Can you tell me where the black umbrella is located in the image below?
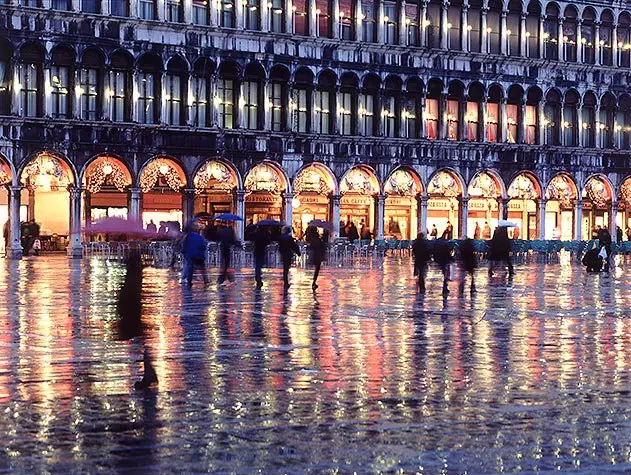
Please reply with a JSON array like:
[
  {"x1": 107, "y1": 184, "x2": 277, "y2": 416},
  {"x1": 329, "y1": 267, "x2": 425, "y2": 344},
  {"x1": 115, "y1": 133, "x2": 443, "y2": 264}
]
[{"x1": 257, "y1": 219, "x2": 283, "y2": 226}]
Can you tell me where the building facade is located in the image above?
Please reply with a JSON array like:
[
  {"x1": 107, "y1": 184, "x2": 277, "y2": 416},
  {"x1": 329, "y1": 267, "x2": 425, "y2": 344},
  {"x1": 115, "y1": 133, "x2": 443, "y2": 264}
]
[{"x1": 1, "y1": 0, "x2": 631, "y2": 257}]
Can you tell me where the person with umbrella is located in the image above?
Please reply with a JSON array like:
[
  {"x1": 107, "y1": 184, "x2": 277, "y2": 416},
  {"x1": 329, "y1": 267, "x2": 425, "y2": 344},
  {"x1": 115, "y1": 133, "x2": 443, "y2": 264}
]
[
  {"x1": 181, "y1": 221, "x2": 209, "y2": 287},
  {"x1": 458, "y1": 238, "x2": 478, "y2": 294},
  {"x1": 217, "y1": 220, "x2": 238, "y2": 285},
  {"x1": 488, "y1": 220, "x2": 515, "y2": 277},
  {"x1": 251, "y1": 224, "x2": 271, "y2": 288},
  {"x1": 277, "y1": 226, "x2": 301, "y2": 289},
  {"x1": 412, "y1": 232, "x2": 432, "y2": 293},
  {"x1": 305, "y1": 224, "x2": 326, "y2": 290}
]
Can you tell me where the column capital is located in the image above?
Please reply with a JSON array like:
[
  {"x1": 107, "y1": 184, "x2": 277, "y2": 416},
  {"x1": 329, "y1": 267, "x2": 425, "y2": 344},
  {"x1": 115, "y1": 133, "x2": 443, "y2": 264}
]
[
  {"x1": 331, "y1": 193, "x2": 341, "y2": 203},
  {"x1": 236, "y1": 189, "x2": 247, "y2": 200},
  {"x1": 183, "y1": 187, "x2": 197, "y2": 196},
  {"x1": 67, "y1": 185, "x2": 84, "y2": 196},
  {"x1": 420, "y1": 194, "x2": 429, "y2": 204},
  {"x1": 461, "y1": 196, "x2": 470, "y2": 205},
  {"x1": 8, "y1": 185, "x2": 23, "y2": 193},
  {"x1": 129, "y1": 187, "x2": 142, "y2": 197},
  {"x1": 283, "y1": 191, "x2": 294, "y2": 199}
]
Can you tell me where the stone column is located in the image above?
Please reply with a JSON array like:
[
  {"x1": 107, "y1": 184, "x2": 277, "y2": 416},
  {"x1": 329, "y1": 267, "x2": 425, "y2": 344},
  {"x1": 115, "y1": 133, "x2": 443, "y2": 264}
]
[
  {"x1": 519, "y1": 12, "x2": 527, "y2": 56},
  {"x1": 285, "y1": 0, "x2": 292, "y2": 33},
  {"x1": 263, "y1": 80, "x2": 272, "y2": 131},
  {"x1": 518, "y1": 102, "x2": 526, "y2": 143},
  {"x1": 576, "y1": 19, "x2": 583, "y2": 63},
  {"x1": 500, "y1": 10, "x2": 508, "y2": 55},
  {"x1": 557, "y1": 18, "x2": 564, "y2": 60},
  {"x1": 309, "y1": 87, "x2": 317, "y2": 134},
  {"x1": 574, "y1": 199, "x2": 583, "y2": 240},
  {"x1": 7, "y1": 186, "x2": 22, "y2": 260},
  {"x1": 309, "y1": 0, "x2": 317, "y2": 36},
  {"x1": 420, "y1": 95, "x2": 427, "y2": 138},
  {"x1": 129, "y1": 187, "x2": 142, "y2": 224},
  {"x1": 440, "y1": 0, "x2": 449, "y2": 49},
  {"x1": 331, "y1": 0, "x2": 340, "y2": 39},
  {"x1": 497, "y1": 197, "x2": 506, "y2": 220},
  {"x1": 419, "y1": 194, "x2": 428, "y2": 237},
  {"x1": 611, "y1": 201, "x2": 619, "y2": 241},
  {"x1": 377, "y1": 0, "x2": 385, "y2": 43},
  {"x1": 331, "y1": 194, "x2": 341, "y2": 238},
  {"x1": 480, "y1": 7, "x2": 488, "y2": 53},
  {"x1": 594, "y1": 103, "x2": 602, "y2": 148},
  {"x1": 576, "y1": 102, "x2": 583, "y2": 147},
  {"x1": 284, "y1": 192, "x2": 294, "y2": 226},
  {"x1": 354, "y1": 0, "x2": 363, "y2": 41},
  {"x1": 44, "y1": 65, "x2": 52, "y2": 118},
  {"x1": 236, "y1": 190, "x2": 246, "y2": 240},
  {"x1": 458, "y1": 98, "x2": 467, "y2": 140},
  {"x1": 67, "y1": 187, "x2": 83, "y2": 259},
  {"x1": 538, "y1": 198, "x2": 546, "y2": 240},
  {"x1": 613, "y1": 24, "x2": 619, "y2": 67},
  {"x1": 182, "y1": 188, "x2": 196, "y2": 225},
  {"x1": 440, "y1": 94, "x2": 448, "y2": 140},
  {"x1": 538, "y1": 15, "x2": 545, "y2": 59},
  {"x1": 420, "y1": 1, "x2": 428, "y2": 47},
  {"x1": 460, "y1": 197, "x2": 469, "y2": 238},
  {"x1": 399, "y1": 0, "x2": 407, "y2": 45},
  {"x1": 375, "y1": 194, "x2": 385, "y2": 240},
  {"x1": 499, "y1": 98, "x2": 507, "y2": 142},
  {"x1": 480, "y1": 97, "x2": 487, "y2": 141},
  {"x1": 460, "y1": 6, "x2": 468, "y2": 51}
]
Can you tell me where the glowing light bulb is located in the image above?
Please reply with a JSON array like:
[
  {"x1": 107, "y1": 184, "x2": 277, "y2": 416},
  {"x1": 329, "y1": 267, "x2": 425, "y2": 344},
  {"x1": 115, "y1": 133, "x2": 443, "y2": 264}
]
[{"x1": 159, "y1": 164, "x2": 170, "y2": 175}]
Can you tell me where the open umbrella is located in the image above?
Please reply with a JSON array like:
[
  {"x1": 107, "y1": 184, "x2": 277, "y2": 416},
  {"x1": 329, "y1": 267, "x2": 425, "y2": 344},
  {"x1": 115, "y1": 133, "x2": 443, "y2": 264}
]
[
  {"x1": 308, "y1": 219, "x2": 332, "y2": 230},
  {"x1": 213, "y1": 213, "x2": 243, "y2": 221},
  {"x1": 84, "y1": 217, "x2": 155, "y2": 238},
  {"x1": 257, "y1": 219, "x2": 283, "y2": 226}
]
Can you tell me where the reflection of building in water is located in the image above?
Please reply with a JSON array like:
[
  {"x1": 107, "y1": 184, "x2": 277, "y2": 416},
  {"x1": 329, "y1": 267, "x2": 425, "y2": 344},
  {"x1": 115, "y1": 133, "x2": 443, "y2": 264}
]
[{"x1": 4, "y1": 0, "x2": 631, "y2": 257}]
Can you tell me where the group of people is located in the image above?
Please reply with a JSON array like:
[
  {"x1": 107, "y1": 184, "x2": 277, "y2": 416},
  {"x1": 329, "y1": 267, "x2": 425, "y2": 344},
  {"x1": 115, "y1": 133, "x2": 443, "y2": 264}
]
[
  {"x1": 181, "y1": 219, "x2": 327, "y2": 291},
  {"x1": 3, "y1": 220, "x2": 41, "y2": 256},
  {"x1": 339, "y1": 219, "x2": 372, "y2": 242},
  {"x1": 146, "y1": 220, "x2": 181, "y2": 237},
  {"x1": 428, "y1": 222, "x2": 454, "y2": 240}
]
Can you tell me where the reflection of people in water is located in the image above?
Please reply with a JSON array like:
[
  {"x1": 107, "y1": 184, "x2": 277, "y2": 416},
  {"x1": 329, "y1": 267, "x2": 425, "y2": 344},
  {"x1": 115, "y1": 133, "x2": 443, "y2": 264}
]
[{"x1": 117, "y1": 249, "x2": 158, "y2": 390}]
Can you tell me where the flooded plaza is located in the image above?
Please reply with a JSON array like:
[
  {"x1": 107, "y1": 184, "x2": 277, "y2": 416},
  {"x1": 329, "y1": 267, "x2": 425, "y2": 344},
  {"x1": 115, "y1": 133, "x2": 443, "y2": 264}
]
[{"x1": 0, "y1": 256, "x2": 631, "y2": 473}]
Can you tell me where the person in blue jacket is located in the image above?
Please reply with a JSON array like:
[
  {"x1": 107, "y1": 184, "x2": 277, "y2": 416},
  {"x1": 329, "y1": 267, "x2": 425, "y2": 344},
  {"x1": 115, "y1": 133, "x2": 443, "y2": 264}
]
[{"x1": 182, "y1": 225, "x2": 209, "y2": 287}]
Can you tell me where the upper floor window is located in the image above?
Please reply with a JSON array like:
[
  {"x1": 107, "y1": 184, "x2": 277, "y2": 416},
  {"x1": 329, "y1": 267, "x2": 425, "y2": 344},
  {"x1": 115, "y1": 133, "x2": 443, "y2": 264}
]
[
  {"x1": 362, "y1": 0, "x2": 376, "y2": 42},
  {"x1": 292, "y1": 88, "x2": 308, "y2": 132},
  {"x1": 465, "y1": 102, "x2": 479, "y2": 141},
  {"x1": 79, "y1": 68, "x2": 99, "y2": 120},
  {"x1": 0, "y1": 59, "x2": 9, "y2": 115},
  {"x1": 137, "y1": 72, "x2": 157, "y2": 124},
  {"x1": 242, "y1": 80, "x2": 259, "y2": 129},
  {"x1": 167, "y1": 0, "x2": 182, "y2": 22},
  {"x1": 192, "y1": 0, "x2": 208, "y2": 24},
  {"x1": 314, "y1": 90, "x2": 330, "y2": 134},
  {"x1": 110, "y1": 0, "x2": 129, "y2": 16},
  {"x1": 293, "y1": 0, "x2": 308, "y2": 35},
  {"x1": 425, "y1": 98, "x2": 439, "y2": 139},
  {"x1": 221, "y1": 0, "x2": 235, "y2": 27},
  {"x1": 525, "y1": 105, "x2": 537, "y2": 145},
  {"x1": 244, "y1": 0, "x2": 260, "y2": 30},
  {"x1": 403, "y1": 95, "x2": 420, "y2": 138},
  {"x1": 358, "y1": 93, "x2": 374, "y2": 136},
  {"x1": 270, "y1": 82, "x2": 283, "y2": 132},
  {"x1": 446, "y1": 100, "x2": 458, "y2": 139},
  {"x1": 165, "y1": 74, "x2": 183, "y2": 125},
  {"x1": 339, "y1": 0, "x2": 353, "y2": 39},
  {"x1": 111, "y1": 70, "x2": 129, "y2": 122},
  {"x1": 270, "y1": 0, "x2": 284, "y2": 32},
  {"x1": 51, "y1": 0, "x2": 69, "y2": 10},
  {"x1": 506, "y1": 104, "x2": 518, "y2": 143},
  {"x1": 50, "y1": 66, "x2": 70, "y2": 119},
  {"x1": 315, "y1": 0, "x2": 331, "y2": 37},
  {"x1": 486, "y1": 103, "x2": 499, "y2": 142},
  {"x1": 339, "y1": 91, "x2": 353, "y2": 135},
  {"x1": 139, "y1": 0, "x2": 155, "y2": 19},
  {"x1": 383, "y1": 95, "x2": 396, "y2": 137},
  {"x1": 217, "y1": 78, "x2": 234, "y2": 128},
  {"x1": 383, "y1": 2, "x2": 397, "y2": 44},
  {"x1": 405, "y1": 3, "x2": 420, "y2": 46},
  {"x1": 191, "y1": 75, "x2": 209, "y2": 127},
  {"x1": 82, "y1": 0, "x2": 99, "y2": 13},
  {"x1": 18, "y1": 63, "x2": 40, "y2": 117}
]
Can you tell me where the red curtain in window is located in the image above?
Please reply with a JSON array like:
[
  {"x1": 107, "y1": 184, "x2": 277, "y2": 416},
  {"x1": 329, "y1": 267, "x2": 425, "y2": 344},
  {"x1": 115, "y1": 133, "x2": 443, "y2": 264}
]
[
  {"x1": 447, "y1": 100, "x2": 459, "y2": 139},
  {"x1": 525, "y1": 105, "x2": 537, "y2": 144},
  {"x1": 466, "y1": 102, "x2": 478, "y2": 140},
  {"x1": 426, "y1": 98, "x2": 439, "y2": 139},
  {"x1": 506, "y1": 104, "x2": 518, "y2": 143},
  {"x1": 487, "y1": 103, "x2": 499, "y2": 142},
  {"x1": 294, "y1": 0, "x2": 307, "y2": 35}
]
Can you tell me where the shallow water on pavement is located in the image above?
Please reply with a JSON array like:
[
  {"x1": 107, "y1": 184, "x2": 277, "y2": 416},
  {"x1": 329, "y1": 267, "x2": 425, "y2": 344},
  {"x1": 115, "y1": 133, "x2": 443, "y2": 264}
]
[{"x1": 1, "y1": 256, "x2": 631, "y2": 473}]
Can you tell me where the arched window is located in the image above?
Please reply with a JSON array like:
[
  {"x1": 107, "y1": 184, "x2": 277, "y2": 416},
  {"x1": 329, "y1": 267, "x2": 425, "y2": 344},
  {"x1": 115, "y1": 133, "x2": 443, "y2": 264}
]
[
  {"x1": 506, "y1": 0, "x2": 521, "y2": 55},
  {"x1": 0, "y1": 40, "x2": 12, "y2": 116},
  {"x1": 359, "y1": 73, "x2": 379, "y2": 136},
  {"x1": 217, "y1": 62, "x2": 238, "y2": 129},
  {"x1": 50, "y1": 46, "x2": 74, "y2": 119},
  {"x1": 447, "y1": 0, "x2": 462, "y2": 50},
  {"x1": 191, "y1": 58, "x2": 214, "y2": 128},
  {"x1": 383, "y1": 76, "x2": 401, "y2": 138},
  {"x1": 582, "y1": 91, "x2": 597, "y2": 147},
  {"x1": 270, "y1": 0, "x2": 285, "y2": 32},
  {"x1": 192, "y1": 0, "x2": 209, "y2": 24},
  {"x1": 405, "y1": 1, "x2": 420, "y2": 46},
  {"x1": 404, "y1": 77, "x2": 423, "y2": 138},
  {"x1": 136, "y1": 54, "x2": 161, "y2": 124},
  {"x1": 544, "y1": 3, "x2": 559, "y2": 60},
  {"x1": 315, "y1": 70, "x2": 336, "y2": 134},
  {"x1": 339, "y1": 72, "x2": 359, "y2": 136},
  {"x1": 269, "y1": 65, "x2": 289, "y2": 132},
  {"x1": 563, "y1": 6, "x2": 578, "y2": 62},
  {"x1": 563, "y1": 90, "x2": 579, "y2": 146},
  {"x1": 544, "y1": 89, "x2": 561, "y2": 145},
  {"x1": 426, "y1": 0, "x2": 441, "y2": 48},
  {"x1": 600, "y1": 11, "x2": 614, "y2": 66},
  {"x1": 466, "y1": 82, "x2": 484, "y2": 141},
  {"x1": 525, "y1": 1, "x2": 540, "y2": 58},
  {"x1": 110, "y1": 50, "x2": 133, "y2": 122},
  {"x1": 291, "y1": 67, "x2": 312, "y2": 133},
  {"x1": 425, "y1": 78, "x2": 442, "y2": 139},
  {"x1": 244, "y1": 0, "x2": 261, "y2": 30},
  {"x1": 446, "y1": 81, "x2": 464, "y2": 140},
  {"x1": 486, "y1": 84, "x2": 503, "y2": 142},
  {"x1": 468, "y1": 0, "x2": 482, "y2": 53},
  {"x1": 242, "y1": 63, "x2": 264, "y2": 130},
  {"x1": 600, "y1": 93, "x2": 616, "y2": 148},
  {"x1": 619, "y1": 94, "x2": 631, "y2": 148},
  {"x1": 507, "y1": 85, "x2": 523, "y2": 143},
  {"x1": 165, "y1": 57, "x2": 187, "y2": 126},
  {"x1": 79, "y1": 48, "x2": 104, "y2": 120},
  {"x1": 486, "y1": 0, "x2": 502, "y2": 54},
  {"x1": 362, "y1": 0, "x2": 377, "y2": 42},
  {"x1": 525, "y1": 86, "x2": 541, "y2": 144},
  {"x1": 581, "y1": 9, "x2": 596, "y2": 64},
  {"x1": 618, "y1": 12, "x2": 631, "y2": 68},
  {"x1": 18, "y1": 44, "x2": 44, "y2": 117}
]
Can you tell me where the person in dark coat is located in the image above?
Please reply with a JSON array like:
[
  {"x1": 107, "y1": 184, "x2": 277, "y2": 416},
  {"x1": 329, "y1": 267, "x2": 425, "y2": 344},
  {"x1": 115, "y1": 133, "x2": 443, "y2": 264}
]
[
  {"x1": 412, "y1": 233, "x2": 432, "y2": 292},
  {"x1": 458, "y1": 238, "x2": 478, "y2": 294},
  {"x1": 616, "y1": 226, "x2": 623, "y2": 243},
  {"x1": 251, "y1": 226, "x2": 271, "y2": 288},
  {"x1": 347, "y1": 222, "x2": 360, "y2": 242},
  {"x1": 488, "y1": 226, "x2": 514, "y2": 276},
  {"x1": 598, "y1": 227, "x2": 613, "y2": 272},
  {"x1": 582, "y1": 246, "x2": 603, "y2": 272},
  {"x1": 306, "y1": 225, "x2": 326, "y2": 290},
  {"x1": 339, "y1": 220, "x2": 347, "y2": 238},
  {"x1": 181, "y1": 227, "x2": 208, "y2": 287},
  {"x1": 217, "y1": 222, "x2": 237, "y2": 285},
  {"x1": 277, "y1": 226, "x2": 301, "y2": 289},
  {"x1": 432, "y1": 236, "x2": 454, "y2": 295}
]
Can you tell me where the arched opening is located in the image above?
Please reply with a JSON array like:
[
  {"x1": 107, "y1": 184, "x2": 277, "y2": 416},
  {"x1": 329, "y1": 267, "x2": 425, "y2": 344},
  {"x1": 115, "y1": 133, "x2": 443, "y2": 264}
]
[
  {"x1": 618, "y1": 12, "x2": 631, "y2": 68},
  {"x1": 563, "y1": 89, "x2": 580, "y2": 146},
  {"x1": 315, "y1": 70, "x2": 336, "y2": 135},
  {"x1": 486, "y1": 84, "x2": 503, "y2": 142},
  {"x1": 20, "y1": 152, "x2": 75, "y2": 252},
  {"x1": 487, "y1": 0, "x2": 502, "y2": 54},
  {"x1": 339, "y1": 72, "x2": 359, "y2": 136},
  {"x1": 582, "y1": 175, "x2": 613, "y2": 239},
  {"x1": 468, "y1": 0, "x2": 482, "y2": 53},
  {"x1": 467, "y1": 171, "x2": 502, "y2": 239},
  {"x1": 525, "y1": 86, "x2": 542, "y2": 144},
  {"x1": 18, "y1": 43, "x2": 45, "y2": 118},
  {"x1": 193, "y1": 160, "x2": 238, "y2": 216},
  {"x1": 0, "y1": 39, "x2": 12, "y2": 115},
  {"x1": 506, "y1": 0, "x2": 521, "y2": 55},
  {"x1": 446, "y1": 81, "x2": 464, "y2": 140},
  {"x1": 292, "y1": 163, "x2": 336, "y2": 239},
  {"x1": 581, "y1": 8, "x2": 596, "y2": 64},
  {"x1": 425, "y1": 78, "x2": 443, "y2": 139},
  {"x1": 78, "y1": 48, "x2": 105, "y2": 120},
  {"x1": 383, "y1": 75, "x2": 402, "y2": 138},
  {"x1": 582, "y1": 91, "x2": 597, "y2": 147},
  {"x1": 543, "y1": 3, "x2": 559, "y2": 60},
  {"x1": 619, "y1": 94, "x2": 631, "y2": 149},
  {"x1": 339, "y1": 166, "x2": 379, "y2": 239},
  {"x1": 243, "y1": 62, "x2": 265, "y2": 130},
  {"x1": 600, "y1": 92, "x2": 616, "y2": 148},
  {"x1": 384, "y1": 168, "x2": 422, "y2": 240},
  {"x1": 563, "y1": 5, "x2": 578, "y2": 62},
  {"x1": 544, "y1": 89, "x2": 561, "y2": 145},
  {"x1": 269, "y1": 65, "x2": 290, "y2": 132},
  {"x1": 426, "y1": 0, "x2": 441, "y2": 48},
  {"x1": 600, "y1": 10, "x2": 614, "y2": 66},
  {"x1": 216, "y1": 61, "x2": 240, "y2": 129},
  {"x1": 404, "y1": 77, "x2": 423, "y2": 138},
  {"x1": 165, "y1": 56, "x2": 188, "y2": 126},
  {"x1": 244, "y1": 162, "x2": 287, "y2": 224},
  {"x1": 447, "y1": 0, "x2": 462, "y2": 50},
  {"x1": 0, "y1": 159, "x2": 14, "y2": 254},
  {"x1": 525, "y1": 1, "x2": 541, "y2": 58},
  {"x1": 291, "y1": 67, "x2": 314, "y2": 133},
  {"x1": 50, "y1": 45, "x2": 75, "y2": 119},
  {"x1": 83, "y1": 156, "x2": 132, "y2": 224},
  {"x1": 359, "y1": 73, "x2": 379, "y2": 136},
  {"x1": 427, "y1": 170, "x2": 462, "y2": 239},
  {"x1": 466, "y1": 82, "x2": 484, "y2": 141},
  {"x1": 110, "y1": 50, "x2": 133, "y2": 122},
  {"x1": 545, "y1": 173, "x2": 577, "y2": 240},
  {"x1": 139, "y1": 157, "x2": 186, "y2": 231},
  {"x1": 507, "y1": 85, "x2": 524, "y2": 143},
  {"x1": 136, "y1": 53, "x2": 162, "y2": 124},
  {"x1": 507, "y1": 173, "x2": 541, "y2": 240},
  {"x1": 617, "y1": 177, "x2": 631, "y2": 233},
  {"x1": 190, "y1": 57, "x2": 215, "y2": 128}
]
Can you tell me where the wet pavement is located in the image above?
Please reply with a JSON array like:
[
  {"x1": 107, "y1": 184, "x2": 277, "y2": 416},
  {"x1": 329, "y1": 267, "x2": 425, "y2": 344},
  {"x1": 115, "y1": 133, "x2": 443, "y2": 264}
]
[{"x1": 1, "y1": 256, "x2": 631, "y2": 473}]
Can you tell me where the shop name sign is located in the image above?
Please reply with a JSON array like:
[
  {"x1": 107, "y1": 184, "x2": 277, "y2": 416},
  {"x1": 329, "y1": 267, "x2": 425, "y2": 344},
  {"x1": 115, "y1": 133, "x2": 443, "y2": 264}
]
[
  {"x1": 247, "y1": 194, "x2": 277, "y2": 203},
  {"x1": 428, "y1": 199, "x2": 451, "y2": 210},
  {"x1": 342, "y1": 196, "x2": 372, "y2": 205}
]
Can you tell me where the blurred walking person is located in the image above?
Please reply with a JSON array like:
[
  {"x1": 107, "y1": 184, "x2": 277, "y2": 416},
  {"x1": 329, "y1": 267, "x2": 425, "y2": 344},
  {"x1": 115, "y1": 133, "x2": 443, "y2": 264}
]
[
  {"x1": 412, "y1": 233, "x2": 432, "y2": 293},
  {"x1": 217, "y1": 221, "x2": 237, "y2": 285},
  {"x1": 181, "y1": 224, "x2": 209, "y2": 287},
  {"x1": 433, "y1": 236, "x2": 454, "y2": 296},
  {"x1": 598, "y1": 227, "x2": 613, "y2": 272},
  {"x1": 488, "y1": 226, "x2": 514, "y2": 277},
  {"x1": 252, "y1": 225, "x2": 271, "y2": 288},
  {"x1": 458, "y1": 238, "x2": 478, "y2": 294},
  {"x1": 278, "y1": 226, "x2": 301, "y2": 289},
  {"x1": 306, "y1": 225, "x2": 326, "y2": 290}
]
